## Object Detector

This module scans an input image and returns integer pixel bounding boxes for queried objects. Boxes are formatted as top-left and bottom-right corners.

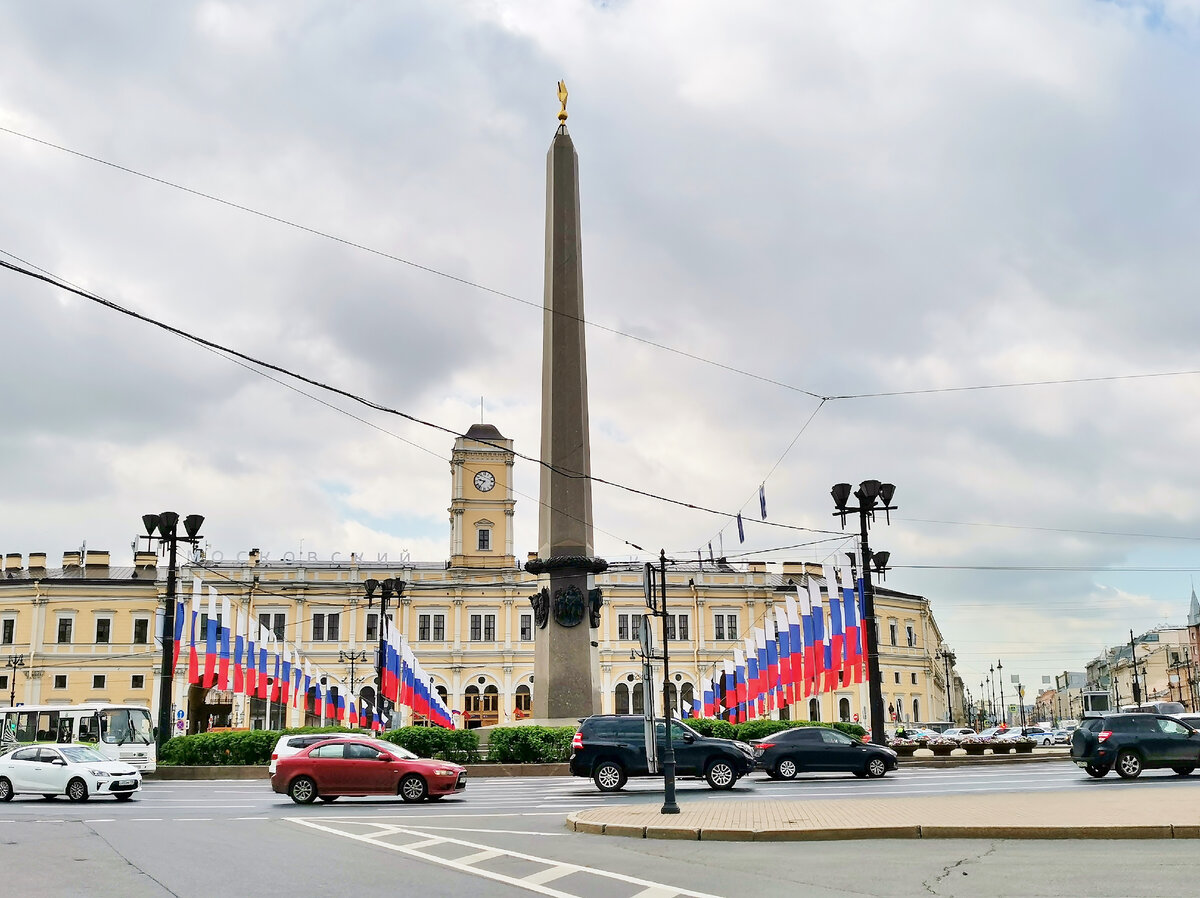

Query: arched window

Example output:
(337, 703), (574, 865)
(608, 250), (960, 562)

(666, 682), (678, 714)
(615, 683), (630, 715)
(632, 681), (645, 715)
(464, 685), (481, 728)
(680, 683), (694, 715)
(896, 697), (905, 721)
(912, 698), (920, 723)
(808, 698), (819, 721)
(359, 685), (376, 712)
(435, 685), (448, 705)
(839, 697), (851, 722)
(515, 684), (531, 716)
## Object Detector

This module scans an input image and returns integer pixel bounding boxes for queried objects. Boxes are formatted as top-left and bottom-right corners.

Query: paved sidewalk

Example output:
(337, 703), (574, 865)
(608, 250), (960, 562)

(566, 785), (1200, 841)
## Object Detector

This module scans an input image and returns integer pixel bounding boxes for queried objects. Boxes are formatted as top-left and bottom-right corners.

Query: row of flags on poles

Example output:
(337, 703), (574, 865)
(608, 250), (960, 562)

(685, 564), (865, 723)
(174, 578), (454, 730)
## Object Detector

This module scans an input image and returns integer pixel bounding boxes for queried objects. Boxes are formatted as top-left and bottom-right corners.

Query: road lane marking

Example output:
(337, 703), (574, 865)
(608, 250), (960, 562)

(289, 818), (726, 898)
(522, 867), (574, 886)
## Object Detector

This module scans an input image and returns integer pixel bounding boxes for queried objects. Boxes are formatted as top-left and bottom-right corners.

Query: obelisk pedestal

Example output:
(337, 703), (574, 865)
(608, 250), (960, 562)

(526, 89), (606, 723)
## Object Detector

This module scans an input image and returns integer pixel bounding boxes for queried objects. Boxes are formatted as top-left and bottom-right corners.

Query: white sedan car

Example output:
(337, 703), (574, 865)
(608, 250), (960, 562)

(0, 744), (142, 802)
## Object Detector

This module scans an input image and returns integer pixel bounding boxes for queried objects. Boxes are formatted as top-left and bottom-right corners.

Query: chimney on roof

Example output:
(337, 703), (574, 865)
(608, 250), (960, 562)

(28, 553), (46, 570)
(249, 548), (260, 567)
(781, 562), (806, 578)
(527, 552), (539, 563)
(85, 550), (110, 574)
(62, 551), (82, 571)
(4, 554), (21, 574)
(134, 551), (158, 571)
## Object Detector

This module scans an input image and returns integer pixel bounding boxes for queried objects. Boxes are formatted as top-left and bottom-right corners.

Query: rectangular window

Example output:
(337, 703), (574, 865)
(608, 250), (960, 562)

(92, 675), (106, 690)
(433, 614), (445, 641)
(470, 614), (482, 641)
(0, 675), (7, 690)
(618, 614), (630, 641)
(520, 613), (532, 641)
(713, 614), (724, 641)
(483, 614), (496, 641)
(326, 613), (340, 641)
(54, 675), (67, 689)
(906, 624), (916, 648)
(259, 612), (286, 640)
(365, 612), (379, 642)
(95, 618), (111, 644)
(1, 618), (14, 645)
(664, 614), (688, 641)
(133, 618), (149, 644)
(889, 622), (898, 646)
(57, 618), (73, 644)
(477, 529), (491, 551)
(312, 614), (325, 642)
(911, 672), (918, 685)
(631, 614), (642, 642)
(418, 614), (431, 641)
(131, 674), (145, 689)
(894, 671), (901, 684)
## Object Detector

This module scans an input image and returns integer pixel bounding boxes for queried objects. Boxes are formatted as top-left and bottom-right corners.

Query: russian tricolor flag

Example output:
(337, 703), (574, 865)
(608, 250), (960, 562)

(754, 628), (770, 714)
(204, 587), (218, 687)
(806, 577), (826, 697)
(232, 609), (245, 694)
(172, 599), (185, 672)
(723, 659), (736, 722)
(217, 595), (232, 691)
(786, 594), (803, 706)
(824, 567), (843, 692)
(246, 625), (257, 696)
(774, 606), (791, 709)
(743, 639), (760, 720)
(187, 579), (201, 686)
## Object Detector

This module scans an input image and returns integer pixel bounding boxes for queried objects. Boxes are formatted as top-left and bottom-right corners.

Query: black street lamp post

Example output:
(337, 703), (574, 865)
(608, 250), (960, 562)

(997, 660), (1006, 726)
(5, 653), (26, 707)
(938, 647), (956, 724)
(139, 512), (204, 753)
(365, 577), (404, 729)
(831, 480), (897, 747)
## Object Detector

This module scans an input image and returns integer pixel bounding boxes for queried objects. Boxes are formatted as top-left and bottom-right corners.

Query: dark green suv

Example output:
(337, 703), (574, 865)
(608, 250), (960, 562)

(569, 715), (756, 792)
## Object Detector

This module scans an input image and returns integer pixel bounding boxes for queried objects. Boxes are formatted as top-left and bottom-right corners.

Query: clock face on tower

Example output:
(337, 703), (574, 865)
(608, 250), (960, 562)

(473, 470), (496, 493)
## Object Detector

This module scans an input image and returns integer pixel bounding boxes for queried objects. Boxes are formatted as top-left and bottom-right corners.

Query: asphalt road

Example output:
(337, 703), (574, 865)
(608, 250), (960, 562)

(3, 762), (1199, 897)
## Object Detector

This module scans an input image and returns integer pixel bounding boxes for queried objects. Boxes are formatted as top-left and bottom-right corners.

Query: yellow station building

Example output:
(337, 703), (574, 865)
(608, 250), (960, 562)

(1, 424), (961, 733)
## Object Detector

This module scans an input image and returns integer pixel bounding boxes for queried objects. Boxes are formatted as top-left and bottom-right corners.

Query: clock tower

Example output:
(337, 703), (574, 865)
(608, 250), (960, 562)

(449, 423), (515, 568)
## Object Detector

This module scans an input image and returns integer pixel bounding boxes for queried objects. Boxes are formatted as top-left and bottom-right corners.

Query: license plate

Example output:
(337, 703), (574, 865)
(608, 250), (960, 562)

(1074, 761), (1087, 768)
(456, 774), (466, 788)
(115, 780), (136, 788)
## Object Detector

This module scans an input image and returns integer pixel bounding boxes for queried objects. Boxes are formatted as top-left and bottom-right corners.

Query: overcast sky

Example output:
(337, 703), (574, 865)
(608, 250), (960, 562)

(3, 1), (1199, 696)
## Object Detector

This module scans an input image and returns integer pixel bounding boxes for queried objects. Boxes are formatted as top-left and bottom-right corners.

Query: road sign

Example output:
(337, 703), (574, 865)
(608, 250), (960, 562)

(639, 614), (654, 658)
(176, 709), (185, 720)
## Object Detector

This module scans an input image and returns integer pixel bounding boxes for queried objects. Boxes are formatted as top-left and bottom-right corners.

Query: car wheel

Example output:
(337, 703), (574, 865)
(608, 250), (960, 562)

(67, 778), (89, 802)
(705, 759), (737, 790)
(1116, 750), (1143, 779)
(1084, 764), (1109, 778)
(1042, 737), (1052, 746)
(593, 762), (626, 793)
(776, 757), (798, 780)
(288, 776), (318, 804)
(1172, 766), (1195, 776)
(319, 795), (339, 802)
(865, 757), (888, 778)
(0, 778), (12, 802)
(400, 774), (428, 803)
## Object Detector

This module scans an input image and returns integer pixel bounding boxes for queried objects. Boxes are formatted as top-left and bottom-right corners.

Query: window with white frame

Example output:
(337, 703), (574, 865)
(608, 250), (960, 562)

(0, 674), (7, 690)
(519, 613), (532, 641)
(95, 617), (112, 644)
(312, 612), (340, 642)
(0, 614), (15, 645)
(418, 613), (446, 641)
(56, 615), (74, 644)
(906, 622), (916, 647)
(92, 674), (106, 690)
(365, 611), (379, 642)
(664, 613), (689, 641)
(477, 528), (492, 551)
(258, 611), (286, 640)
(53, 674), (67, 689)
(888, 620), (898, 646)
(713, 612), (738, 641)
(618, 613), (631, 640)
(132, 617), (150, 645)
(131, 674), (145, 689)
(470, 613), (497, 641)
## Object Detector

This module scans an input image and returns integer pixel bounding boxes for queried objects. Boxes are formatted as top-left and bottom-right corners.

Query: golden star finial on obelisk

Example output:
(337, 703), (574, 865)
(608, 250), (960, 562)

(557, 80), (568, 123)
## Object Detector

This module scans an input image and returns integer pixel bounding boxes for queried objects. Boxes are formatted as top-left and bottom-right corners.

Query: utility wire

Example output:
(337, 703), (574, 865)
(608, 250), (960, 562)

(0, 125), (824, 400)
(0, 253), (840, 538)
(899, 517), (1200, 543)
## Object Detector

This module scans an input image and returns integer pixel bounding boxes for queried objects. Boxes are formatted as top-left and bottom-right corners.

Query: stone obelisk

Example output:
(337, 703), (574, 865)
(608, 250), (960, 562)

(526, 82), (606, 722)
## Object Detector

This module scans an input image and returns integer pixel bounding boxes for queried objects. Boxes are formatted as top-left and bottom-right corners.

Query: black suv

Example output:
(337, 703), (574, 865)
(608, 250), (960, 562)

(569, 715), (756, 792)
(1070, 713), (1200, 779)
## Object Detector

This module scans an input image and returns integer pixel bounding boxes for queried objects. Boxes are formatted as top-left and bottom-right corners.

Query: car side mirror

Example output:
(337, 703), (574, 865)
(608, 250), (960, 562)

(52, 758), (67, 766)
(681, 733), (694, 743)
(377, 752), (392, 761)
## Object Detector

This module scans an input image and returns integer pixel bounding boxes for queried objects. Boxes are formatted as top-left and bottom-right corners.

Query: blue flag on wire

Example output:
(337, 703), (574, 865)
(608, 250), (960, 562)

(708, 542), (714, 562)
(759, 484), (767, 520)
(736, 513), (745, 543)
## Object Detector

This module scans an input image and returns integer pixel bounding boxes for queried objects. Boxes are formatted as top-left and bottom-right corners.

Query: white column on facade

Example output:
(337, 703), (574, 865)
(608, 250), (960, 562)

(502, 664), (513, 721)
(452, 598), (463, 651)
(503, 598), (514, 651)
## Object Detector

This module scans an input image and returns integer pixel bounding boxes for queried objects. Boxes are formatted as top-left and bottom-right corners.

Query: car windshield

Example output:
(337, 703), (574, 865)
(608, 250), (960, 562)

(367, 740), (416, 760)
(61, 746), (108, 764)
(100, 709), (154, 745)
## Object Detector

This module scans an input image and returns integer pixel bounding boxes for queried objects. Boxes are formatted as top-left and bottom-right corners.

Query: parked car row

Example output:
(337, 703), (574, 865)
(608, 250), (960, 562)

(568, 715), (897, 791)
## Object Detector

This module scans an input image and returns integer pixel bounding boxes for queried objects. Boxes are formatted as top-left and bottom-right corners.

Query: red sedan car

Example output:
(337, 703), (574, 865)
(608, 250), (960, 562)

(271, 737), (466, 804)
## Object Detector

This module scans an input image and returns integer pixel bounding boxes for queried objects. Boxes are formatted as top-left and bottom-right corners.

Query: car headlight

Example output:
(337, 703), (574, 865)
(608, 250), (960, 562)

(434, 768), (458, 777)
(88, 769), (112, 778)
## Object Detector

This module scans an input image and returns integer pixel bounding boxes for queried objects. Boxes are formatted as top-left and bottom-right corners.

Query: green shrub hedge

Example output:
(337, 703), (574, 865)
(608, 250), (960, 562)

(686, 718), (737, 740)
(485, 726), (575, 763)
(161, 726), (365, 766)
(379, 726), (479, 763)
